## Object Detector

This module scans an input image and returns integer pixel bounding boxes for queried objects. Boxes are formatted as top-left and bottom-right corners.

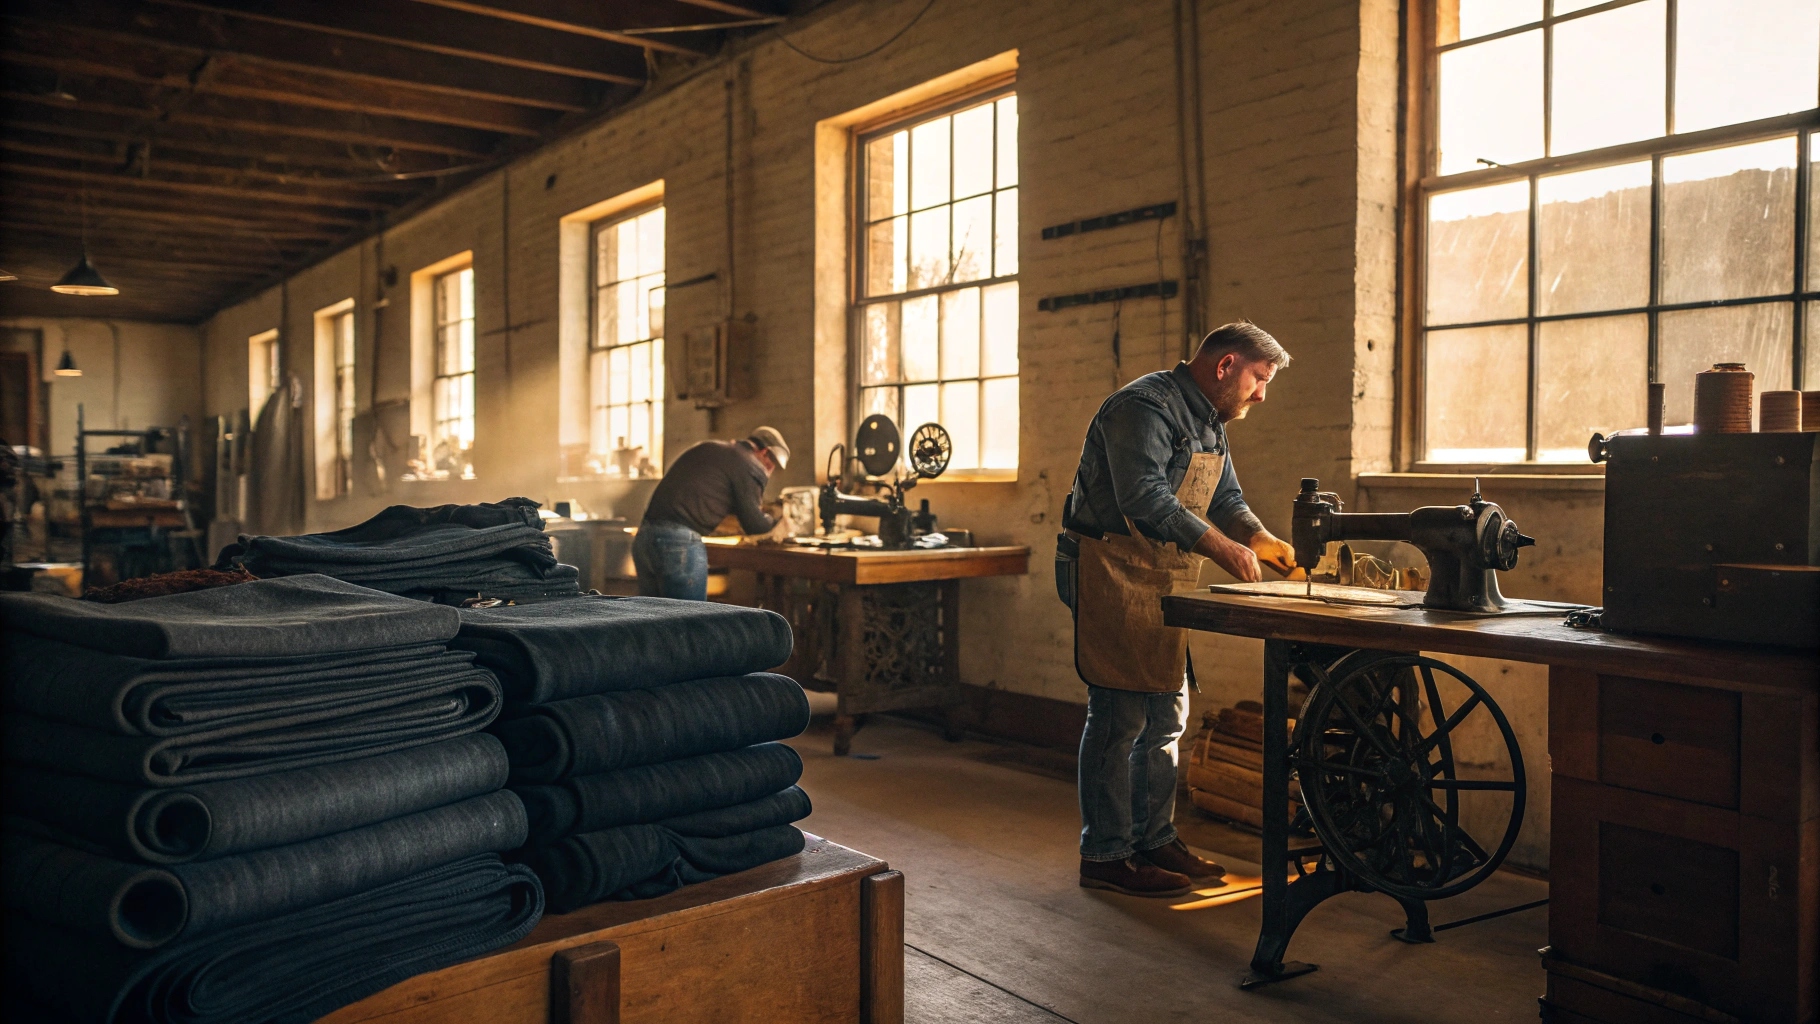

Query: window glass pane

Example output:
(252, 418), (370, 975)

(866, 217), (907, 296)
(1661, 137), (1796, 303)
(901, 295), (939, 381)
(997, 96), (1018, 189)
(638, 208), (665, 277)
(595, 224), (616, 286)
(941, 380), (980, 470)
(1536, 314), (1649, 461)
(617, 228), (638, 288)
(648, 277), (665, 339)
(1457, 0), (1540, 40)
(1424, 324), (1529, 461)
(951, 195), (992, 283)
(458, 268), (474, 320)
(866, 132), (906, 221)
(1810, 144), (1820, 292)
(910, 117), (950, 210)
(630, 343), (650, 403)
(1553, 0), (1614, 14)
(982, 376), (1018, 470)
(1659, 303), (1795, 428)
(609, 406), (629, 453)
(902, 384), (939, 447)
(589, 350), (609, 453)
(909, 206), (950, 289)
(628, 392), (650, 453)
(616, 279), (640, 344)
(650, 338), (665, 463)
(982, 281), (1018, 376)
(952, 103), (994, 200)
(1807, 302), (1819, 390)
(1537, 161), (1651, 314)
(1549, 0), (1665, 155)
(596, 286), (615, 349)
(941, 287), (981, 379)
(1675, 0), (1820, 135)
(862, 303), (899, 385)
(605, 345), (629, 405)
(1426, 181), (1529, 325)
(1437, 30), (1544, 175)
(861, 385), (898, 428)
(995, 188), (1019, 277)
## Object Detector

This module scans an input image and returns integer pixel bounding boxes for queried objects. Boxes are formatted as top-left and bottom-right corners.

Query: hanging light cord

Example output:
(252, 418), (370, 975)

(775, 0), (935, 64)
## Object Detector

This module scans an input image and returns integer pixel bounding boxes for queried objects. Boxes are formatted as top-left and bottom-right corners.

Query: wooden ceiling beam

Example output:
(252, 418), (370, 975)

(401, 1), (715, 58)
(148, 0), (647, 85)
(0, 179), (371, 231)
(0, 117), (461, 177)
(3, 1), (597, 113)
(0, 205), (335, 249)
(2, 160), (399, 211)
(0, 243), (281, 279)
(674, 0), (782, 19)
(0, 138), (425, 192)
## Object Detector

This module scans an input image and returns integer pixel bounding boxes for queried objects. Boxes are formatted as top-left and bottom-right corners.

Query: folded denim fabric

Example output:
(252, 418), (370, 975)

(3, 667), (502, 786)
(397, 561), (583, 603)
(2, 854), (542, 1024)
(524, 788), (810, 911)
(451, 597), (793, 703)
(514, 742), (803, 842)
(0, 575), (459, 660)
(4, 734), (510, 864)
(3, 790), (526, 949)
(493, 673), (809, 783)
(217, 496), (553, 568)
(4, 633), (472, 737)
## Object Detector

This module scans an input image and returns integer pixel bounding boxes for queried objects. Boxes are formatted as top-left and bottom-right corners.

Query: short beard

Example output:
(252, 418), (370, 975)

(1207, 374), (1248, 421)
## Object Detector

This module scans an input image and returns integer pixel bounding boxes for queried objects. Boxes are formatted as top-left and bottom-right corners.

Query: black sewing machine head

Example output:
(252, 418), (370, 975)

(1291, 477), (1534, 613)
(818, 414), (951, 548)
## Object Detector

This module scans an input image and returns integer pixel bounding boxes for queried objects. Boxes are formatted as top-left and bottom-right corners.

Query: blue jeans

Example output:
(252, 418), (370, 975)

(633, 521), (709, 601)
(1078, 684), (1188, 861)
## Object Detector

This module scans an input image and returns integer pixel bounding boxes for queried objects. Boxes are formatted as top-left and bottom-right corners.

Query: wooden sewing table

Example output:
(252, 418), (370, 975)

(707, 542), (1030, 754)
(1162, 588), (1819, 1024)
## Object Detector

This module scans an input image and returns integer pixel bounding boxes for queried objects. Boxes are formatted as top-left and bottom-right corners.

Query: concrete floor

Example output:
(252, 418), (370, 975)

(786, 716), (1549, 1024)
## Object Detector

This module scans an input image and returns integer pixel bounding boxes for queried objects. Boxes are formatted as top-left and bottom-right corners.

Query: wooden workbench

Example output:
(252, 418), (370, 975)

(1163, 590), (1819, 1024)
(708, 543), (1030, 754)
(318, 837), (903, 1024)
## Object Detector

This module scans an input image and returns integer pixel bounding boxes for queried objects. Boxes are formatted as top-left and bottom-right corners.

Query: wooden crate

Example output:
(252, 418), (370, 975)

(317, 837), (904, 1024)
(1548, 668), (1820, 1024)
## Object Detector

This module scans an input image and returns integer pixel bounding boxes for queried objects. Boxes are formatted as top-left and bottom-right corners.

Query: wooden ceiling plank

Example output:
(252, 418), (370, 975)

(673, 0), (781, 20)
(0, 208), (334, 249)
(2, 161), (398, 211)
(1, 180), (373, 230)
(0, 139), (424, 193)
(402, 0), (712, 58)
(0, 117), (460, 177)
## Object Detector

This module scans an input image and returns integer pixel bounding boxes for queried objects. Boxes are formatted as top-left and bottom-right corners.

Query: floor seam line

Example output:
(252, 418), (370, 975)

(905, 942), (1084, 1023)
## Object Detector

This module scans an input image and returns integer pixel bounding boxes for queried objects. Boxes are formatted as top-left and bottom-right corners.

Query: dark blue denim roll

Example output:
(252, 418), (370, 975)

(493, 673), (809, 783)
(4, 734), (510, 864)
(513, 742), (803, 843)
(3, 790), (527, 948)
(3, 854), (543, 1024)
(0, 575), (460, 660)
(450, 596), (793, 703)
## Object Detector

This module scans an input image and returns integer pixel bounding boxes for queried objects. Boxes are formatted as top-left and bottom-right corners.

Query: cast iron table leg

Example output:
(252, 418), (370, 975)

(1244, 639), (1320, 987)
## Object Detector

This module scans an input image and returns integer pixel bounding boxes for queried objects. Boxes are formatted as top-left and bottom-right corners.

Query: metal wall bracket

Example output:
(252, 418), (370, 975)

(1041, 201), (1177, 240)
(1037, 280), (1177, 312)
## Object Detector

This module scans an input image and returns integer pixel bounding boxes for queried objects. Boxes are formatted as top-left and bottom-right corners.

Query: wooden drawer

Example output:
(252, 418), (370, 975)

(1598, 677), (1739, 809)
(1542, 960), (1742, 1024)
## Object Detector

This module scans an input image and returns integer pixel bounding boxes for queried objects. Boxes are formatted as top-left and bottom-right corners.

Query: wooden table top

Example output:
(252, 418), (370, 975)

(1163, 589), (1819, 692)
(706, 542), (1029, 585)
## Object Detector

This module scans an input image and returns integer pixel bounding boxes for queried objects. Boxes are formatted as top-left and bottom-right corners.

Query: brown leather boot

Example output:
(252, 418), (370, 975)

(1079, 857), (1194, 897)
(1138, 839), (1227, 883)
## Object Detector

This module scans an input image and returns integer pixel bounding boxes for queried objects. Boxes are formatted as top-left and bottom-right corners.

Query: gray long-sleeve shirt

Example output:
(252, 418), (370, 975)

(1065, 363), (1259, 551)
(641, 440), (775, 535)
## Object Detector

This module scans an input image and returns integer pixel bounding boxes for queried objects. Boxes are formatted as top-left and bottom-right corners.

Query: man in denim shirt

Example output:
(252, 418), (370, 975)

(1059, 322), (1296, 897)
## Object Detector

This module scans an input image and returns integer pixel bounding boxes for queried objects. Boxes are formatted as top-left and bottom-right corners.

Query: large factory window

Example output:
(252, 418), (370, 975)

(312, 299), (356, 500)
(590, 205), (666, 479)
(1416, 0), (1819, 464)
(247, 328), (279, 417)
(855, 90), (1019, 476)
(431, 265), (476, 479)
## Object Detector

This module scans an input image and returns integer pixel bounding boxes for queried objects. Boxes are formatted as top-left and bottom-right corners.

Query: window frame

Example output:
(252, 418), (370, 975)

(430, 264), (476, 476)
(330, 307), (356, 496)
(849, 83), (1020, 480)
(587, 201), (666, 479)
(1402, 0), (1820, 473)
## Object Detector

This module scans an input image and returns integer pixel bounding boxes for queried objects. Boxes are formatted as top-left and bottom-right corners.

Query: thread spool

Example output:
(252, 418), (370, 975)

(1804, 391), (1820, 432)
(1692, 363), (1754, 434)
(1760, 390), (1802, 432)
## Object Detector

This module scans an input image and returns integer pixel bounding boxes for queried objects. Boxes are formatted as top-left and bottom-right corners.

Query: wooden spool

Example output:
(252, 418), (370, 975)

(1692, 363), (1753, 433)
(1803, 390), (1820, 432)
(1759, 390), (1801, 432)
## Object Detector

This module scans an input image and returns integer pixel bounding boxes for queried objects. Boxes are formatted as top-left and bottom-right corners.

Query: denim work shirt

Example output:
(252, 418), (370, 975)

(1065, 362), (1254, 551)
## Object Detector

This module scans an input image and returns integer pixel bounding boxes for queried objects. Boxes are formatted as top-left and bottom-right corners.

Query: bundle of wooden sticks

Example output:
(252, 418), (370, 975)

(1184, 700), (1298, 830)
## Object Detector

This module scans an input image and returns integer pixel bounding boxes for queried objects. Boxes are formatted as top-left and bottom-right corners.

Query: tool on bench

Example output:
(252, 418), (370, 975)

(817, 414), (952, 549)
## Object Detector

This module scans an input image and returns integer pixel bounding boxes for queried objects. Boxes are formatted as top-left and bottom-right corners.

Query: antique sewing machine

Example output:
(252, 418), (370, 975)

(817, 414), (952, 549)
(1291, 477), (1534, 613)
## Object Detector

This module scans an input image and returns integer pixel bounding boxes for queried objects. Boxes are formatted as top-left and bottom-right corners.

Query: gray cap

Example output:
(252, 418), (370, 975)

(748, 426), (789, 469)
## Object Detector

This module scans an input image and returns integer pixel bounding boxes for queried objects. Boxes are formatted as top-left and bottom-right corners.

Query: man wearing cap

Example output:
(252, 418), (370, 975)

(633, 427), (791, 600)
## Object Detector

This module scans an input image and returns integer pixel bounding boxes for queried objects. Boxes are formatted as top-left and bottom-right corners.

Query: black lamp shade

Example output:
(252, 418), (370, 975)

(50, 253), (118, 296)
(54, 350), (81, 377)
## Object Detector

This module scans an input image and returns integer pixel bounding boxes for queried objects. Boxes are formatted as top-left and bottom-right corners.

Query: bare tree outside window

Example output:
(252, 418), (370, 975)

(1419, 0), (1820, 464)
(589, 206), (665, 479)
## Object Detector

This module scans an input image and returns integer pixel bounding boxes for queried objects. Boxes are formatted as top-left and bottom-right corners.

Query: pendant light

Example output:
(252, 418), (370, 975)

(54, 349), (81, 377)
(50, 188), (118, 297)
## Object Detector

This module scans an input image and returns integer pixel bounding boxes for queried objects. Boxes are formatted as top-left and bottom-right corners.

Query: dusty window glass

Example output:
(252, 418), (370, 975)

(1658, 303), (1795, 429)
(1426, 181), (1529, 325)
(1437, 30), (1544, 175)
(1424, 325), (1529, 462)
(1537, 161), (1651, 315)
(1550, 0), (1665, 155)
(1661, 137), (1796, 304)
(1674, 0), (1820, 134)
(1535, 315), (1648, 461)
(1807, 302), (1820, 389)
(588, 206), (665, 478)
(1445, 0), (1542, 43)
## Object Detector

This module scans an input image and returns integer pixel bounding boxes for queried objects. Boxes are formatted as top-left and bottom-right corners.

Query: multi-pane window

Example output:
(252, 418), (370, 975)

(857, 91), (1019, 473)
(248, 328), (278, 415)
(432, 266), (476, 477)
(1420, 0), (1820, 463)
(590, 206), (665, 478)
(329, 308), (355, 495)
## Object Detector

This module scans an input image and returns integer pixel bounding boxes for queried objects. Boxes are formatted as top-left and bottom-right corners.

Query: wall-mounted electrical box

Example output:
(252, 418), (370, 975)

(677, 319), (753, 409)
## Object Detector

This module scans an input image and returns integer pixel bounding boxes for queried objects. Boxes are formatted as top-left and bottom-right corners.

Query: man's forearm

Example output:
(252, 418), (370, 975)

(1221, 508), (1265, 544)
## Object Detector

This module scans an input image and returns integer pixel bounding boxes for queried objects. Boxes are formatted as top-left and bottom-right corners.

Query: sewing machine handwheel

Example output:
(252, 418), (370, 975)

(908, 423), (951, 479)
(854, 414), (901, 477)
(1293, 652), (1526, 902)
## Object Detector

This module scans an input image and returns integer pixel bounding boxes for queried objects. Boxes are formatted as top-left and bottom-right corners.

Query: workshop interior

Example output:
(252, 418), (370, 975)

(0, 1), (1816, 1022)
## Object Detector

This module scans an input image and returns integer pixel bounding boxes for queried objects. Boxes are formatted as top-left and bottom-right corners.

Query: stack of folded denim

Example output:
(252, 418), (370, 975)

(453, 597), (814, 911)
(215, 496), (582, 605)
(0, 575), (543, 1024)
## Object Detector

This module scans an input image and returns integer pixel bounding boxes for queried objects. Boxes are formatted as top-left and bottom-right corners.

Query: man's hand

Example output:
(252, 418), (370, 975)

(1249, 531), (1297, 577)
(1194, 528), (1262, 583)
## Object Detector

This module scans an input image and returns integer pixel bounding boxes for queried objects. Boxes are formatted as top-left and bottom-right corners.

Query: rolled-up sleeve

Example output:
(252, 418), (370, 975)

(1100, 397), (1213, 552)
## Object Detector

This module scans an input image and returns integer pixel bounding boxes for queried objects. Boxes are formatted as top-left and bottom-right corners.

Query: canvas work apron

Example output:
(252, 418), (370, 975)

(1073, 450), (1225, 692)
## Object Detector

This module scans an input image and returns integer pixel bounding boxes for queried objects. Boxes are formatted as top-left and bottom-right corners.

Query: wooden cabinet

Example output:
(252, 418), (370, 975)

(1547, 668), (1819, 1024)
